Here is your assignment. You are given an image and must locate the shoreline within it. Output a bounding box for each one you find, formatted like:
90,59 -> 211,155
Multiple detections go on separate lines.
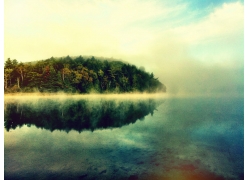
4,92 -> 243,99
4,92 -> 169,100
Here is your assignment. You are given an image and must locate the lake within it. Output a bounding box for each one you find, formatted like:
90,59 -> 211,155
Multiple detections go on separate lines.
4,94 -> 244,180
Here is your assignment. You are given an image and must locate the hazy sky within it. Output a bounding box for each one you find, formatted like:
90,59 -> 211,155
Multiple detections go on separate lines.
4,0 -> 244,95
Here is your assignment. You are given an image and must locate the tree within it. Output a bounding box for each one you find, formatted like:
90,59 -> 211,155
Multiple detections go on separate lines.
5,58 -> 14,69
4,69 -> 12,89
61,67 -> 71,82
16,63 -> 26,85
12,59 -> 18,67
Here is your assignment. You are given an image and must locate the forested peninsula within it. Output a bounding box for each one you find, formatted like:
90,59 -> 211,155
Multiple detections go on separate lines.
4,56 -> 166,94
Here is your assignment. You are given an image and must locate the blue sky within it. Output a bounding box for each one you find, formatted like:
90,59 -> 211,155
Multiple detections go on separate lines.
188,0 -> 243,8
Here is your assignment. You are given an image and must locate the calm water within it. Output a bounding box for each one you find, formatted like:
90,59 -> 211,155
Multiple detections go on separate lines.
4,95 -> 244,180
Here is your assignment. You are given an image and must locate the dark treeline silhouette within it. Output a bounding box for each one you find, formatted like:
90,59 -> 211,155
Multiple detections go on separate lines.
4,56 -> 166,93
4,98 -> 163,132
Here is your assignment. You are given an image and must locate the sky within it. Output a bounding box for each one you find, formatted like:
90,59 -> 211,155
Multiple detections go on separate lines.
4,0 -> 245,95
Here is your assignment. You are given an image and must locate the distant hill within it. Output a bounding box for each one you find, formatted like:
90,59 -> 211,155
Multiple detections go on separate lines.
4,56 -> 166,93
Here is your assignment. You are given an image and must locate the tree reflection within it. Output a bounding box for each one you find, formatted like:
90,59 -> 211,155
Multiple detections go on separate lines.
4,98 -> 162,132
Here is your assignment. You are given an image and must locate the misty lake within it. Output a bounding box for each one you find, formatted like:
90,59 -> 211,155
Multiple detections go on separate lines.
4,94 -> 243,180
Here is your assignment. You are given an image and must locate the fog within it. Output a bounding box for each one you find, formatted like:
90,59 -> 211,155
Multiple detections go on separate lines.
153,59 -> 243,96
122,35 -> 244,96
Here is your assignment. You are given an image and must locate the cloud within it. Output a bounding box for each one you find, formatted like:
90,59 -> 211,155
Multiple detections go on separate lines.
4,0 -> 188,61
173,2 -> 244,62
5,0 -> 243,61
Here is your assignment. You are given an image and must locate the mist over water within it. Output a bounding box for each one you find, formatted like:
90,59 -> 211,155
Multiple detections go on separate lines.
127,45 -> 244,96
159,60 -> 244,96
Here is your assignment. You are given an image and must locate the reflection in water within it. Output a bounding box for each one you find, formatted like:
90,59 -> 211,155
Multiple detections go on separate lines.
4,97 -> 161,132
4,96 -> 243,180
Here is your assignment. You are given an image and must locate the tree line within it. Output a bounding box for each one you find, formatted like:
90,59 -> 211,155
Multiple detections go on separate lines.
4,56 -> 166,93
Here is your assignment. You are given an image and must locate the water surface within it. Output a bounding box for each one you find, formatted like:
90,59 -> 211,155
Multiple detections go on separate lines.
4,94 -> 244,180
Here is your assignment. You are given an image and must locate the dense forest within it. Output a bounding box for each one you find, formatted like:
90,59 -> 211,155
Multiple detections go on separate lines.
4,56 -> 166,93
